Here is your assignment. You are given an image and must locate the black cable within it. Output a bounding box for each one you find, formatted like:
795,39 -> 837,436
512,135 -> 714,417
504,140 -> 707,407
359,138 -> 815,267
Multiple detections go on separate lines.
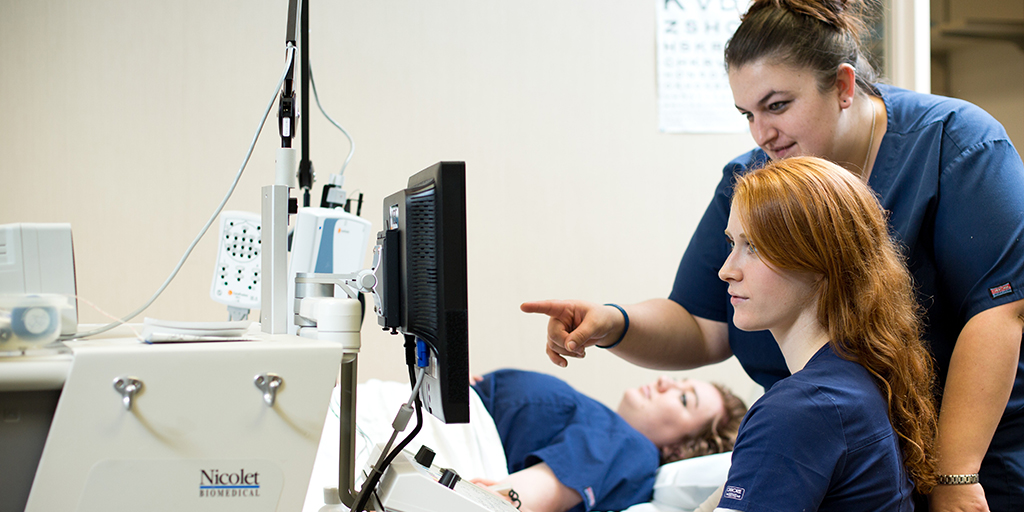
350,338 -> 424,512
297,0 -> 314,206
381,396 -> 424,476
279,0 -> 298,148
403,334 -> 417,372
351,380 -> 423,512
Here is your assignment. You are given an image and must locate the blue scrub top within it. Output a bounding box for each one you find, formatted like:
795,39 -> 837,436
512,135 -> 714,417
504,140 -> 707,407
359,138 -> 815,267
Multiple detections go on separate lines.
720,344 -> 915,511
472,370 -> 659,512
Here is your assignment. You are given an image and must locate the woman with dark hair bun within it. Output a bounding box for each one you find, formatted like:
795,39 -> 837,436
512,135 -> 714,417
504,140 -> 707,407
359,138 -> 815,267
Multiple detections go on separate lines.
523,1 -> 1024,511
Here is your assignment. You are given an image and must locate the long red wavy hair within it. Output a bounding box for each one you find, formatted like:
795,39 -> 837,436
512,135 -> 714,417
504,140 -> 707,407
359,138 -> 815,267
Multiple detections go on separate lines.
732,156 -> 938,492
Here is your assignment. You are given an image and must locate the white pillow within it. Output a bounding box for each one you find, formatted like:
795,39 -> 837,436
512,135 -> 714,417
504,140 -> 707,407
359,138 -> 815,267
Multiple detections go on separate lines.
649,452 -> 732,511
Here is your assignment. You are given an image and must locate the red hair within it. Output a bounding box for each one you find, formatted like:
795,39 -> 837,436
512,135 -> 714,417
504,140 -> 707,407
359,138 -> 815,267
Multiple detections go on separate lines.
732,156 -> 938,492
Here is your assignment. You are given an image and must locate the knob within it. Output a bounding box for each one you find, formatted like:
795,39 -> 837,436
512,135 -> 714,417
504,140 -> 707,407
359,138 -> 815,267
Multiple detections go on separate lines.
438,468 -> 460,489
414,445 -> 436,468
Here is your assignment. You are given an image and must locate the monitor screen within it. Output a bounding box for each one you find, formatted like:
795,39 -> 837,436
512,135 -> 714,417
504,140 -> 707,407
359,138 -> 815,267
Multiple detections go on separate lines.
375,161 -> 469,424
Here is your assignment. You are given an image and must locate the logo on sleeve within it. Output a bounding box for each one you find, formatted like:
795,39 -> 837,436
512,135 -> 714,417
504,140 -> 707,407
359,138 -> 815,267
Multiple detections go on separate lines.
990,282 -> 1014,299
724,486 -> 745,501
583,487 -> 596,507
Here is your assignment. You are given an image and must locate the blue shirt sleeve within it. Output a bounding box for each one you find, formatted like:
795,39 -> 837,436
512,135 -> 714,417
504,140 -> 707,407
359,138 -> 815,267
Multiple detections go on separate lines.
873,85 -> 1024,324
934,138 -> 1024,321
529,421 -> 658,512
474,370 -> 659,512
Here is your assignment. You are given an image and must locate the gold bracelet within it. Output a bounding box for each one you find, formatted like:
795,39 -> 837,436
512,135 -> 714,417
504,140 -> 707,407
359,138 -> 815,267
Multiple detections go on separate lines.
936,473 -> 979,485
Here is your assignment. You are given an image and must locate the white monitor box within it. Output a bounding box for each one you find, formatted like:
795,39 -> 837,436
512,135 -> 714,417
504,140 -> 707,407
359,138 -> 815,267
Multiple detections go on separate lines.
0,223 -> 78,337
287,208 -> 372,334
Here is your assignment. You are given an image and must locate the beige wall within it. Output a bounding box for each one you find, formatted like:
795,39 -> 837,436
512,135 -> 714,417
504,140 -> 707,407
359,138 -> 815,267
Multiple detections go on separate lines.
9,1 -> 1014,411
0,1 -> 762,408
9,0 -> 1015,409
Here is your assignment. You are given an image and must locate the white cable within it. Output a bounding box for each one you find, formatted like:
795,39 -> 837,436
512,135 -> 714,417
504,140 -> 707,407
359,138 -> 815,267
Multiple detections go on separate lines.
406,366 -> 427,405
308,65 -> 355,176
67,44 -> 298,340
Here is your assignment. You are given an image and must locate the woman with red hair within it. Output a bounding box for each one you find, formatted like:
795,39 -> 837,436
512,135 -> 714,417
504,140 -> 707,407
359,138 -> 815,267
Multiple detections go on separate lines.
715,156 -> 936,510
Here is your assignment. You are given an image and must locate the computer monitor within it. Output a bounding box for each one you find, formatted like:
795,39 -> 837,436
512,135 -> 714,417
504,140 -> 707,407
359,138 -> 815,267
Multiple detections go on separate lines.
375,162 -> 469,424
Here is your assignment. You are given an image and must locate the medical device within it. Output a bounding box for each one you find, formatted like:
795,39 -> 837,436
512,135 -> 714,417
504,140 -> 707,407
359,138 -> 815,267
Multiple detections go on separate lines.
288,207 -> 372,335
210,211 -> 262,320
0,223 -> 78,338
212,206 -> 371,329
286,162 -> 509,512
0,295 -> 65,351
2,21 -> 339,510
3,6 -> 473,512
0,219 -> 348,512
18,332 -> 346,512
368,444 -> 519,512
0,227 -> 347,512
2,4 -> 373,510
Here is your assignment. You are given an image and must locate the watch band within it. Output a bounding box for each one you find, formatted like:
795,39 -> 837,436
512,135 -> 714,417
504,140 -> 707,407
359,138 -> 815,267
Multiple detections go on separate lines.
936,473 -> 980,485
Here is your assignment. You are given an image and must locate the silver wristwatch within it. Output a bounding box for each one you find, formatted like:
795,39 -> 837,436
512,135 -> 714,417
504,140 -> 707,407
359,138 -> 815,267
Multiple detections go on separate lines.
936,473 -> 979,485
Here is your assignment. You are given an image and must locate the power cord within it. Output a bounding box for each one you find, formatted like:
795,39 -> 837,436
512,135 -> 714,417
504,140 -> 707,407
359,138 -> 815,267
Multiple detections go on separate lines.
308,64 -> 355,177
309,64 -> 363,213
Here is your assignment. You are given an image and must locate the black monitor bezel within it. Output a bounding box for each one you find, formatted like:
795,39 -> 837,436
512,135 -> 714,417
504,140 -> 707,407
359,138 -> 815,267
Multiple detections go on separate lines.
377,161 -> 469,424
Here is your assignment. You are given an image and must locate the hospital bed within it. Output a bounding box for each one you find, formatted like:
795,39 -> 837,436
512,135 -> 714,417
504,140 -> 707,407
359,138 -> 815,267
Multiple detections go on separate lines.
304,380 -> 733,512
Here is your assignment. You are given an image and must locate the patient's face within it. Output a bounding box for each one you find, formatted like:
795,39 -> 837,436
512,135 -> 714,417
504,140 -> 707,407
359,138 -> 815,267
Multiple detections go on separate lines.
616,377 -> 725,448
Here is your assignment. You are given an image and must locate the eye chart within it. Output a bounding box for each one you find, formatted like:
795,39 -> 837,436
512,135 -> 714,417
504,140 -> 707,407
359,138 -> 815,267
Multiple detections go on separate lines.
656,0 -> 746,133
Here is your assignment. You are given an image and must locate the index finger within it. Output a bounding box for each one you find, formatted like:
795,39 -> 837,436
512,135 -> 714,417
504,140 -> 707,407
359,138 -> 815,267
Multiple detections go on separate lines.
520,300 -> 564,315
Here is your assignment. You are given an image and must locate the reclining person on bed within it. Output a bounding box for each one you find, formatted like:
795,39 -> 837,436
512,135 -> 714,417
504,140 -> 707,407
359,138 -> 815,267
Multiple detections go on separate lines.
304,370 -> 746,512
470,369 -> 747,512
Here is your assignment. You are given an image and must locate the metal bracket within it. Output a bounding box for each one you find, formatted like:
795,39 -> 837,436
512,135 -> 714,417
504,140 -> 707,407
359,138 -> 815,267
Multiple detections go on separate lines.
295,270 -> 375,301
254,373 -> 283,407
113,376 -> 144,411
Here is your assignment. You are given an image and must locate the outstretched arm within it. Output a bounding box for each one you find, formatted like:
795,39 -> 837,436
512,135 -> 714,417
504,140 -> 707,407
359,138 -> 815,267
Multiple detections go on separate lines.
929,299 -> 1024,512
521,298 -> 731,370
474,463 -> 581,512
